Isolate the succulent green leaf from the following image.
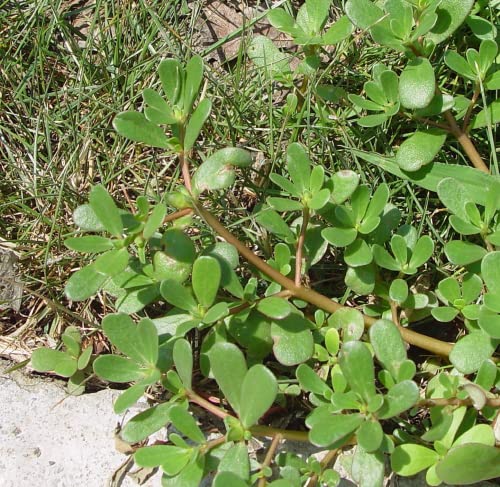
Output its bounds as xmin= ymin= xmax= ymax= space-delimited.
xmin=399 ymin=58 xmax=435 ymax=110
xmin=158 ymin=59 xmax=183 ymax=105
xmin=64 ymin=236 xmax=114 ymax=253
xmin=210 ymin=342 xmax=247 ymax=414
xmin=113 ymin=381 xmax=149 ymax=414
xmin=328 ymin=308 xmax=364 ymax=342
xmin=308 ymin=188 xmax=331 ymax=211
xmin=217 ymin=442 xmax=250 ymax=482
xmin=160 ymin=280 xmax=197 ymax=313
xmin=431 ymin=306 xmax=459 ymax=322
xmin=192 ymin=256 xmax=221 ymax=309
xmin=143 ymin=88 xmax=176 ymax=125
xmin=309 ymin=412 xmax=364 ymax=447
xmin=345 ymin=0 xmax=384 ymax=29
xmin=113 ymin=112 xmax=172 ymax=149
xmin=373 ymin=245 xmax=400 ymax=271
xmin=121 ymin=403 xmax=171 ymax=444
xmin=271 ymin=314 xmax=314 ymax=366
xmin=322 ymin=227 xmax=358 ymax=247
xmin=270 ymin=173 xmax=301 ymax=197
xmin=444 ymin=241 xmax=487 ymax=266
xmin=352 ymin=446 xmax=385 ymax=487
xmin=449 ymin=332 xmax=495 ymax=374
xmin=296 ymin=363 xmax=331 ymax=396
xmin=239 ymin=364 xmax=278 ymax=428
xmin=213 ymin=472 xmax=248 ymax=487
xmin=408 ymin=235 xmax=433 ymax=270
xmin=183 ymin=55 xmax=204 ymax=113
xmin=378 ymin=380 xmax=420 ymax=419
xmin=255 ymin=207 xmax=295 ymax=242
xmin=94 ymin=248 xmax=129 ymax=277
xmin=344 ymin=239 xmax=373 ymax=268
xmin=173 ymin=338 xmax=193 ymax=390
xmin=31 ymin=348 xmax=78 ymax=377
xmin=323 ymin=15 xmax=353 ymax=44
xmin=478 ymin=307 xmax=500 ymax=339
xmin=286 ymin=143 xmax=311 ymax=193
xmin=444 ymin=51 xmax=476 ymax=81
xmin=339 ymin=341 xmax=376 ymax=403
xmin=65 ymin=264 xmax=108 ymax=301
xmin=357 ymin=420 xmax=383 ymax=453
xmin=267 ymin=8 xmax=297 ymax=35
xmin=369 ymin=320 xmax=407 ymax=381
xmin=345 ymin=263 xmax=376 ymax=295
xmin=389 ymin=279 xmax=408 ymax=303
xmin=391 ymin=444 xmax=439 ymax=476
xmin=88 ymin=185 xmax=123 ymax=237
xmin=437 ymin=177 xmax=472 ymax=220
xmin=93 ymin=355 xmax=144 ymax=383
xmin=267 ymin=197 xmax=303 ymax=212
xmin=256 ymin=297 xmax=292 ymax=320
xmin=169 ymin=405 xmax=205 ymax=443
xmin=72 ymin=204 xmax=105 ymax=232
xmin=436 ymin=444 xmax=500 ymax=485
xmin=135 ymin=445 xmax=192 ymax=475
xmin=396 ymin=130 xmax=447 ymax=172
xmin=481 ymin=251 xmax=500 ymax=295
xmin=331 ymin=170 xmax=359 ymax=204
xmin=184 ymin=98 xmax=212 ymax=151
xmin=102 ymin=314 xmax=158 ymax=365
xmin=427 ymin=0 xmax=474 ymax=44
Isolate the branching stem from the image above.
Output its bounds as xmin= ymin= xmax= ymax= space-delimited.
xmin=195 ymin=204 xmax=453 ymax=357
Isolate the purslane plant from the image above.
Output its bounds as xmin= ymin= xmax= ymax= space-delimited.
xmin=30 ymin=4 xmax=500 ymax=487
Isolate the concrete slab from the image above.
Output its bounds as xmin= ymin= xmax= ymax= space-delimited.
xmin=0 ymin=361 xmax=161 ymax=487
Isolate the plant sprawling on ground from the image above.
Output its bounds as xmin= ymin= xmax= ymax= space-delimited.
xmin=2 ymin=0 xmax=500 ymax=485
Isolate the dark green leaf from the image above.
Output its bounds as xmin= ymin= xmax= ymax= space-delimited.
xmin=256 ymin=297 xmax=292 ymax=320
xmin=345 ymin=0 xmax=384 ymax=29
xmin=470 ymin=99 xmax=500 ymax=129
xmin=323 ymin=16 xmax=353 ymax=45
xmin=183 ymin=55 xmax=204 ymax=113
xmin=158 ymin=59 xmax=182 ymax=105
xmin=143 ymin=88 xmax=176 ymax=125
xmin=134 ymin=445 xmax=192 ymax=475
xmin=481 ymin=251 xmax=500 ymax=295
xmin=296 ymin=363 xmax=331 ymax=396
xmin=73 ymin=204 xmax=105 ymax=231
xmin=309 ymin=412 xmax=364 ymax=447
xmin=378 ymin=380 xmax=420 ymax=419
xmin=286 ymin=143 xmax=311 ymax=193
xmin=143 ymin=203 xmax=167 ymax=240
xmin=217 ymin=442 xmax=250 ymax=481
xmin=94 ymin=248 xmax=129 ymax=277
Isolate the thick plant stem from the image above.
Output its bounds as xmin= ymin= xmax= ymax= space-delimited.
xmin=295 ymin=207 xmax=309 ymax=286
xmin=443 ymin=110 xmax=489 ymax=173
xmin=257 ymin=433 xmax=283 ymax=487
xmin=164 ymin=208 xmax=193 ymax=223
xmin=195 ymin=205 xmax=453 ymax=357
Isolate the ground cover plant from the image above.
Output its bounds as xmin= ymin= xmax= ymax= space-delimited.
xmin=1 ymin=0 xmax=500 ymax=485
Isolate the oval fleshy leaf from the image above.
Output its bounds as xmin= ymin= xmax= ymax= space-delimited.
xmin=339 ymin=341 xmax=376 ymax=403
xmin=396 ymin=130 xmax=447 ymax=172
xmin=399 ymin=58 xmax=435 ymax=110
xmin=239 ymin=364 xmax=278 ymax=428
xmin=192 ymin=256 xmax=221 ymax=309
xmin=210 ymin=342 xmax=247 ymax=414
xmin=449 ymin=332 xmax=495 ymax=374
xmin=271 ymin=314 xmax=314 ymax=366
xmin=113 ymin=112 xmax=172 ymax=149
xmin=427 ymin=0 xmax=474 ymax=45
xmin=31 ymin=349 xmax=78 ymax=377
xmin=391 ymin=444 xmax=440 ymax=476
